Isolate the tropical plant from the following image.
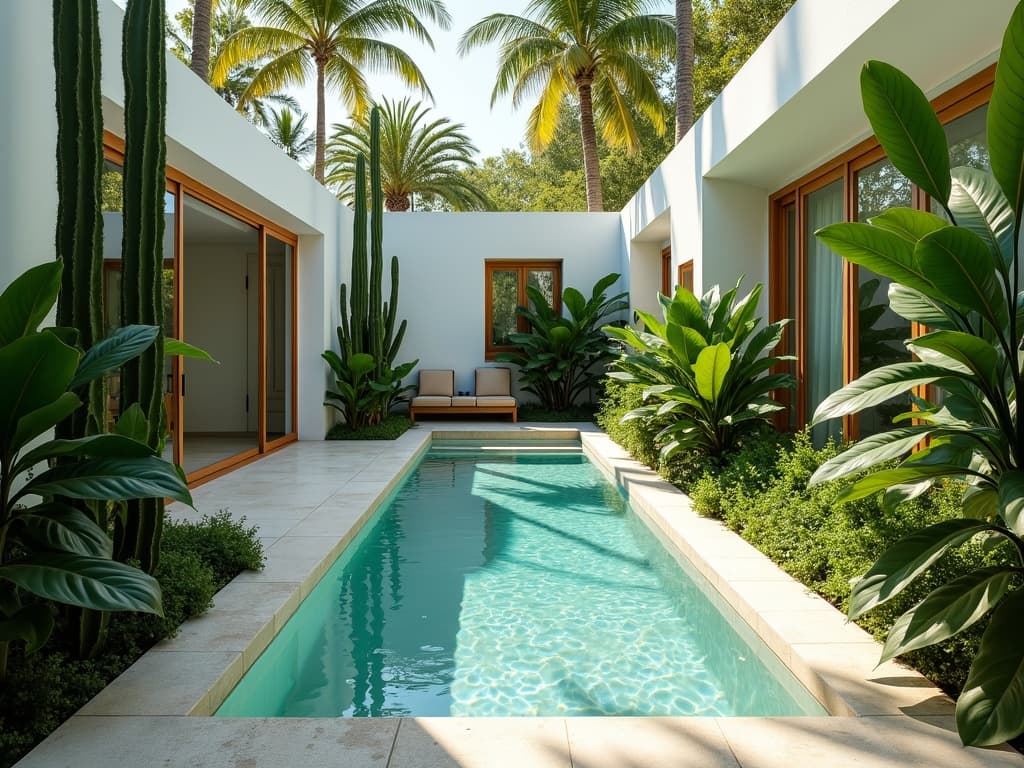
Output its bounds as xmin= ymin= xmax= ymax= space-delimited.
xmin=675 ymin=0 xmax=693 ymax=142
xmin=459 ymin=0 xmax=674 ymax=211
xmin=211 ymin=0 xmax=451 ymax=182
xmin=805 ymin=2 xmax=1024 ymax=747
xmin=496 ymin=272 xmax=628 ymax=410
xmin=265 ymin=107 xmax=316 ymax=161
xmin=325 ymin=97 xmax=489 ymax=211
xmin=169 ymin=0 xmax=300 ymax=128
xmin=604 ymin=280 xmax=795 ymax=458
xmin=0 ymin=262 xmax=194 ymax=683
xmin=324 ymin=108 xmax=417 ymax=431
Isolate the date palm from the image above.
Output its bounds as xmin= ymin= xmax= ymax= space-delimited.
xmin=266 ymin=107 xmax=317 ymax=161
xmin=675 ymin=0 xmax=693 ymax=142
xmin=325 ymin=97 xmax=489 ymax=211
xmin=191 ymin=0 xmax=214 ymax=81
xmin=460 ymin=0 xmax=674 ymax=212
xmin=211 ymin=0 xmax=451 ymax=184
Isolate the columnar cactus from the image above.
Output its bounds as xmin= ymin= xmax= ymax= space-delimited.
xmin=115 ymin=0 xmax=167 ymax=573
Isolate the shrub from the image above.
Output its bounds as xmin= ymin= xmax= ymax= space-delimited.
xmin=596 ymin=379 xmax=663 ymax=469
xmin=326 ymin=413 xmax=411 ymax=441
xmin=160 ymin=510 xmax=265 ymax=589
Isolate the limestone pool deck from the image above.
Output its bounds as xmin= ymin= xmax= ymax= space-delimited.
xmin=16 ymin=422 xmax=1024 ymax=767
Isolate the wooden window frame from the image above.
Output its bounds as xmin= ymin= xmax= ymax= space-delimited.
xmin=661 ymin=247 xmax=672 ymax=295
xmin=103 ymin=133 xmax=300 ymax=485
xmin=768 ymin=66 xmax=994 ymax=440
xmin=484 ymin=259 xmax=562 ymax=361
xmin=678 ymin=260 xmax=694 ymax=294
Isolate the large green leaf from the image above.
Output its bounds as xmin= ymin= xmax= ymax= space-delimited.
xmin=880 ymin=566 xmax=1013 ymax=664
xmin=0 ymin=604 xmax=54 ymax=654
xmin=949 ymin=167 xmax=1016 ymax=269
xmin=914 ymin=228 xmax=1006 ymax=327
xmin=868 ymin=207 xmax=949 ymax=243
xmin=0 ymin=554 xmax=162 ymax=615
xmin=0 ymin=332 xmax=79 ymax=449
xmin=114 ymin=402 xmax=150 ymax=443
xmin=0 ymin=261 xmax=62 ymax=346
xmin=666 ymin=288 xmax=710 ymax=337
xmin=887 ymin=284 xmax=959 ymax=329
xmin=11 ymin=392 xmax=81 ymax=454
xmin=164 ymin=337 xmax=218 ymax=363
xmin=694 ymin=343 xmax=731 ymax=401
xmin=70 ymin=325 xmax=160 ymax=389
xmin=838 ymin=465 xmax=977 ymax=505
xmin=849 ymin=518 xmax=995 ymax=618
xmin=15 ymin=504 xmax=112 ymax=557
xmin=998 ymin=470 xmax=1024 ymax=536
xmin=816 ymin=222 xmax=936 ymax=296
xmin=809 ymin=427 xmax=932 ymax=485
xmin=14 ymin=433 xmax=155 ymax=477
xmin=987 ymin=0 xmax=1024 ymax=223
xmin=861 ymin=60 xmax=951 ymax=204
xmin=562 ymin=287 xmax=586 ymax=320
xmin=907 ymin=331 xmax=999 ymax=389
xmin=956 ymin=587 xmax=1024 ymax=746
xmin=22 ymin=456 xmax=193 ymax=505
xmin=811 ymin=362 xmax=950 ymax=423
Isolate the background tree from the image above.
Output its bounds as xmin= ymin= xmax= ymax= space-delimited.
xmin=265 ymin=106 xmax=316 ymax=161
xmin=168 ymin=0 xmax=301 ymax=127
xmin=211 ymin=0 xmax=451 ymax=183
xmin=675 ymin=0 xmax=693 ymax=141
xmin=326 ymin=97 xmax=489 ymax=211
xmin=460 ymin=0 xmax=674 ymax=212
xmin=190 ymin=0 xmax=214 ymax=81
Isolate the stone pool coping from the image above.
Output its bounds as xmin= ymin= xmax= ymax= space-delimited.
xmin=15 ymin=423 xmax=1022 ymax=767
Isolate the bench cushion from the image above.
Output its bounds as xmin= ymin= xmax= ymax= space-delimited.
xmin=476 ymin=367 xmax=511 ymax=396
xmin=419 ymin=370 xmax=454 ymax=397
xmin=411 ymin=396 xmax=451 ymax=407
xmin=451 ymin=396 xmax=477 ymax=406
xmin=476 ymin=395 xmax=516 ymax=407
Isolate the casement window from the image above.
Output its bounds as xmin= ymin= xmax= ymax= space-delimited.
xmin=661 ymin=247 xmax=672 ymax=295
xmin=768 ymin=66 xmax=994 ymax=442
xmin=485 ymin=260 xmax=562 ymax=360
xmin=678 ymin=260 xmax=694 ymax=294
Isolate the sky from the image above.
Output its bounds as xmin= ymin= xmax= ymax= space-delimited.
xmin=117 ymin=0 xmax=674 ymax=160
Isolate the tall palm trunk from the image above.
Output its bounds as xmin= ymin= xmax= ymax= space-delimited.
xmin=315 ymin=59 xmax=326 ymax=182
xmin=675 ymin=0 xmax=694 ymax=142
xmin=386 ymin=192 xmax=411 ymax=211
xmin=190 ymin=0 xmax=212 ymax=82
xmin=576 ymin=75 xmax=604 ymax=212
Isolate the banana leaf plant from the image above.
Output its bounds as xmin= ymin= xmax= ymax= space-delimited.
xmin=0 ymin=262 xmax=193 ymax=681
xmin=806 ymin=2 xmax=1024 ymax=746
xmin=603 ymin=279 xmax=795 ymax=458
xmin=496 ymin=273 xmax=628 ymax=411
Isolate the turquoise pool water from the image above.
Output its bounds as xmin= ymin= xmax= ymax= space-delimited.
xmin=216 ymin=444 xmax=825 ymax=717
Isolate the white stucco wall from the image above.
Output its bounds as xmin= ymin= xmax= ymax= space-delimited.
xmin=382 ymin=212 xmax=623 ymax=399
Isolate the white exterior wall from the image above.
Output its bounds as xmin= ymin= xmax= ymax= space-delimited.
xmin=621 ymin=0 xmax=1015 ymax=314
xmin=384 ymin=212 xmax=623 ymax=399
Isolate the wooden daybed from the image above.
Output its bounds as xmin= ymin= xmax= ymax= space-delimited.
xmin=409 ymin=368 xmax=518 ymax=423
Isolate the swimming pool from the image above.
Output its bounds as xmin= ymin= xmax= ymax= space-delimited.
xmin=216 ymin=442 xmax=825 ymax=717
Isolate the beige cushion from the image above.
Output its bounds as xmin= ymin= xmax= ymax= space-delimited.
xmin=419 ymin=370 xmax=454 ymax=397
xmin=476 ymin=396 xmax=517 ymax=407
xmin=476 ymin=367 xmax=511 ymax=397
xmin=451 ymin=396 xmax=477 ymax=406
xmin=411 ymin=396 xmax=451 ymax=407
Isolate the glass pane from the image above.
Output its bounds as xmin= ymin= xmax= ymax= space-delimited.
xmin=946 ymin=105 xmax=989 ymax=172
xmin=804 ymin=180 xmax=844 ymax=446
xmin=527 ymin=269 xmax=555 ymax=308
xmin=265 ymin=236 xmax=293 ymax=440
xmin=856 ymin=158 xmax=913 ymax=437
xmin=182 ymin=194 xmax=260 ymax=474
xmin=783 ymin=204 xmax=798 ymax=431
xmin=491 ymin=270 xmax=518 ymax=346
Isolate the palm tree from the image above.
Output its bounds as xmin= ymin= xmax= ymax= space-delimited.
xmin=325 ymin=97 xmax=489 ymax=211
xmin=211 ymin=0 xmax=452 ymax=184
xmin=675 ymin=0 xmax=694 ymax=142
xmin=265 ymin=107 xmax=317 ymax=161
xmin=191 ymin=0 xmax=214 ymax=81
xmin=460 ymin=0 xmax=674 ymax=212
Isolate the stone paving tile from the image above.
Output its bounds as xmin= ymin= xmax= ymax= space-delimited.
xmin=232 ymin=534 xmax=342 ymax=585
xmin=566 ymin=717 xmax=740 ymax=768
xmin=718 ymin=716 xmax=1021 ymax=768
xmin=16 ymin=717 xmax=398 ymax=768
xmin=390 ymin=718 xmax=570 ymax=768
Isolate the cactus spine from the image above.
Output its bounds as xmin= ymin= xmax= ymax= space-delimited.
xmin=329 ymin=106 xmax=411 ymax=427
xmin=54 ymin=0 xmax=109 ymax=659
xmin=115 ymin=0 xmax=167 ymax=573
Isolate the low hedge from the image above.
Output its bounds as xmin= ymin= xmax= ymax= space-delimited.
xmin=0 ymin=511 xmax=264 ymax=768
xmin=327 ymin=413 xmax=411 ymax=440
xmin=598 ymin=383 xmax=1001 ymax=698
